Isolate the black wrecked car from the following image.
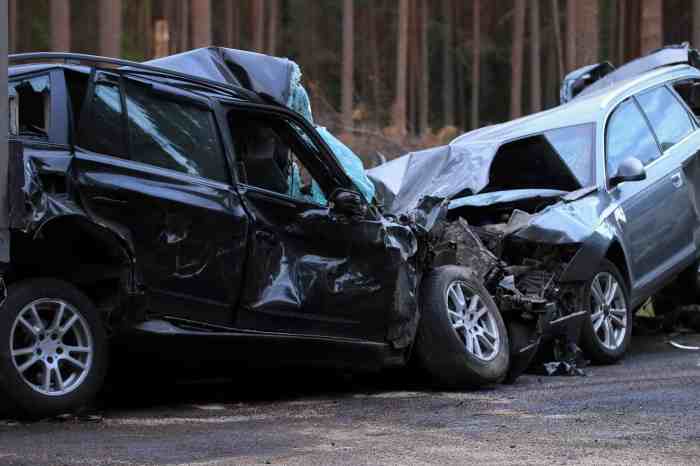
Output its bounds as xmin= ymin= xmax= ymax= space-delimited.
xmin=369 ymin=44 xmax=700 ymax=367
xmin=3 ymin=49 xmax=574 ymax=418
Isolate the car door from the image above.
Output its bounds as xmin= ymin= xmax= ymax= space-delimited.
xmin=605 ymin=97 xmax=681 ymax=289
xmin=73 ymin=71 xmax=249 ymax=326
xmin=635 ymin=85 xmax=700 ymax=272
xmin=228 ymin=108 xmax=405 ymax=342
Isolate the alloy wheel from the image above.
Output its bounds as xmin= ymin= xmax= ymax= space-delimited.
xmin=9 ymin=298 xmax=93 ymax=396
xmin=445 ymin=281 xmax=500 ymax=361
xmin=590 ymin=272 xmax=627 ymax=351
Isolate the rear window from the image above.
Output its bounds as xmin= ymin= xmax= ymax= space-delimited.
xmin=543 ymin=124 xmax=596 ymax=186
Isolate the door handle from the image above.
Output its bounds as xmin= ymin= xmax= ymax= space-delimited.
xmin=671 ymin=173 xmax=683 ymax=188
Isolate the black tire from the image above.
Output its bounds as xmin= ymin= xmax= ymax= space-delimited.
xmin=414 ymin=266 xmax=509 ymax=388
xmin=579 ymin=259 xmax=632 ymax=364
xmin=0 ymin=278 xmax=108 ymax=418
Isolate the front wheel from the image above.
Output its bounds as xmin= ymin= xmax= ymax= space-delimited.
xmin=0 ymin=279 xmax=108 ymax=418
xmin=579 ymin=260 xmax=632 ymax=364
xmin=414 ymin=266 xmax=509 ymax=388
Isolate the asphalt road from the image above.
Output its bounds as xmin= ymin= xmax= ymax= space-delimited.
xmin=1 ymin=333 xmax=700 ymax=466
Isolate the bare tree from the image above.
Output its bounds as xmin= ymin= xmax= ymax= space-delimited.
xmin=695 ymin=0 xmax=700 ymax=49
xmin=179 ymin=0 xmax=189 ymax=52
xmin=529 ymin=0 xmax=541 ymax=113
xmin=471 ymin=0 xmax=480 ymax=129
xmin=640 ymin=0 xmax=662 ymax=54
xmin=99 ymin=0 xmax=122 ymax=57
xmin=341 ymin=0 xmax=354 ymax=131
xmin=566 ymin=0 xmax=576 ymax=70
xmin=50 ymin=0 xmax=71 ymax=52
xmin=191 ymin=0 xmax=211 ymax=48
xmin=224 ymin=0 xmax=240 ymax=49
xmin=267 ymin=0 xmax=279 ymax=55
xmin=510 ymin=0 xmax=525 ymax=119
xmin=368 ymin=1 xmax=382 ymax=127
xmin=251 ymin=0 xmax=265 ymax=52
xmin=419 ymin=0 xmax=430 ymax=135
xmin=618 ymin=0 xmax=626 ymax=64
xmin=441 ymin=0 xmax=455 ymax=127
xmin=393 ymin=0 xmax=409 ymax=135
xmin=9 ymin=0 xmax=16 ymax=52
xmin=576 ymin=0 xmax=599 ymax=66
xmin=551 ymin=0 xmax=564 ymax=78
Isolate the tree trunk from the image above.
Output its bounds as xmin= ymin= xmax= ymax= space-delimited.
xmin=441 ymin=0 xmax=455 ymax=127
xmin=640 ymin=0 xmax=662 ymax=54
xmin=9 ymin=0 xmax=17 ymax=52
xmin=368 ymin=0 xmax=382 ymax=127
xmin=510 ymin=0 xmax=525 ymax=119
xmin=471 ymin=0 xmax=480 ymax=129
xmin=576 ymin=0 xmax=599 ymax=66
xmin=191 ymin=0 xmax=211 ymax=48
xmin=551 ymin=0 xmax=564 ymax=78
xmin=99 ymin=0 xmax=122 ymax=57
xmin=50 ymin=0 xmax=71 ymax=52
xmin=529 ymin=0 xmax=541 ymax=113
xmin=393 ymin=0 xmax=409 ymax=135
xmin=694 ymin=0 xmax=700 ymax=50
xmin=251 ymin=0 xmax=265 ymax=52
xmin=267 ymin=0 xmax=279 ymax=55
xmin=566 ymin=0 xmax=576 ymax=70
xmin=179 ymin=0 xmax=189 ymax=52
xmin=419 ymin=0 xmax=430 ymax=135
xmin=341 ymin=0 xmax=354 ymax=131
xmin=224 ymin=0 xmax=240 ymax=48
xmin=618 ymin=0 xmax=626 ymax=64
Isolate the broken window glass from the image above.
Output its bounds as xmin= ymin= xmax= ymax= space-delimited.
xmin=229 ymin=112 xmax=328 ymax=206
xmin=544 ymin=124 xmax=595 ymax=187
xmin=8 ymin=74 xmax=51 ymax=140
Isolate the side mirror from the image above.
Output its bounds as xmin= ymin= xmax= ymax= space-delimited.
xmin=610 ymin=157 xmax=646 ymax=187
xmin=331 ymin=189 xmax=367 ymax=217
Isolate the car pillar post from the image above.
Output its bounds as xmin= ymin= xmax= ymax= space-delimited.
xmin=0 ymin=0 xmax=9 ymax=264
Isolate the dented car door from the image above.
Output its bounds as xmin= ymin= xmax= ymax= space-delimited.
xmin=230 ymin=110 xmax=404 ymax=342
xmin=73 ymin=71 xmax=249 ymax=326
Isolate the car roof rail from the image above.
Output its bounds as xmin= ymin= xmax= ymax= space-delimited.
xmin=9 ymin=52 xmax=263 ymax=103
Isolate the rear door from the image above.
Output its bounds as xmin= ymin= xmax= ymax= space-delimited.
xmin=605 ymin=98 xmax=679 ymax=289
xmin=73 ymin=71 xmax=248 ymax=326
xmin=634 ymin=85 xmax=700 ymax=272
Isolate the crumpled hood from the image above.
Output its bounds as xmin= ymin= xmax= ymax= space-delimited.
xmin=367 ymin=100 xmax=598 ymax=215
xmin=143 ymin=47 xmax=296 ymax=105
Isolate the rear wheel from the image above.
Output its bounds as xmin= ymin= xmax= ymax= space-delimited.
xmin=579 ymin=260 xmax=632 ymax=364
xmin=414 ymin=266 xmax=509 ymax=388
xmin=0 ymin=279 xmax=108 ymax=418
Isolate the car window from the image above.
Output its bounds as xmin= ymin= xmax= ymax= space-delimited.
xmin=606 ymin=99 xmax=661 ymax=176
xmin=123 ymin=80 xmax=229 ymax=184
xmin=636 ymin=86 xmax=694 ymax=151
xmin=672 ymin=79 xmax=700 ymax=118
xmin=543 ymin=124 xmax=595 ymax=186
xmin=229 ymin=112 xmax=329 ymax=206
xmin=8 ymin=74 xmax=51 ymax=141
xmin=78 ymin=77 xmax=127 ymax=158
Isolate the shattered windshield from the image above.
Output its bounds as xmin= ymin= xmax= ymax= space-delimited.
xmin=544 ymin=124 xmax=596 ymax=187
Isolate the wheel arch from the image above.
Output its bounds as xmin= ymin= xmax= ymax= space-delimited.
xmin=8 ymin=214 xmax=138 ymax=323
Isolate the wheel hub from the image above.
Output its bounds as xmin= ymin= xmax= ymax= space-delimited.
xmin=445 ymin=281 xmax=501 ymax=362
xmin=590 ymin=272 xmax=627 ymax=351
xmin=9 ymin=298 xmax=94 ymax=397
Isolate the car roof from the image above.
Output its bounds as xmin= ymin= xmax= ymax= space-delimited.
xmin=452 ymin=64 xmax=700 ymax=147
xmin=9 ymin=63 xmax=91 ymax=77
